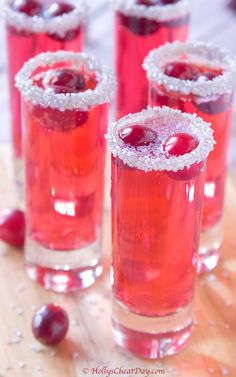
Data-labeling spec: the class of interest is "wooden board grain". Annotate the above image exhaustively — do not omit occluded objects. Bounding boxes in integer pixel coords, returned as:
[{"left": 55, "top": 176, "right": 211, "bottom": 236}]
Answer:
[{"left": 0, "top": 145, "right": 236, "bottom": 377}]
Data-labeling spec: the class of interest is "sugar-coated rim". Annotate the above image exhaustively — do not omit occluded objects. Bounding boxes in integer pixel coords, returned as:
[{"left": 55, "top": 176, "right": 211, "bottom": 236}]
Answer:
[
  {"left": 143, "top": 41, "right": 236, "bottom": 97},
  {"left": 3, "top": 0, "right": 88, "bottom": 37},
  {"left": 15, "top": 50, "right": 116, "bottom": 111},
  {"left": 106, "top": 106, "right": 215, "bottom": 172},
  {"left": 112, "top": 0, "right": 191, "bottom": 21}
]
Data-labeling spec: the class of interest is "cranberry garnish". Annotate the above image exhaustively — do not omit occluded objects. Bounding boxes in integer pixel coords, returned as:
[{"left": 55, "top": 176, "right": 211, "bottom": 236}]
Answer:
[
  {"left": 119, "top": 12, "right": 160, "bottom": 36},
  {"left": 164, "top": 62, "right": 222, "bottom": 82},
  {"left": 163, "top": 133, "right": 202, "bottom": 180},
  {"left": 32, "top": 69, "right": 95, "bottom": 131},
  {"left": 150, "top": 87, "right": 186, "bottom": 112},
  {"left": 163, "top": 133, "right": 199, "bottom": 156},
  {"left": 10, "top": 0, "right": 42, "bottom": 16},
  {"left": 43, "top": 2, "right": 74, "bottom": 18},
  {"left": 0, "top": 209, "right": 25, "bottom": 248},
  {"left": 33, "top": 105, "right": 88, "bottom": 131},
  {"left": 135, "top": 0, "right": 188, "bottom": 28},
  {"left": 48, "top": 69, "right": 86, "bottom": 94},
  {"left": 164, "top": 62, "right": 195, "bottom": 80},
  {"left": 119, "top": 125, "right": 157, "bottom": 147},
  {"left": 32, "top": 304, "right": 69, "bottom": 346}
]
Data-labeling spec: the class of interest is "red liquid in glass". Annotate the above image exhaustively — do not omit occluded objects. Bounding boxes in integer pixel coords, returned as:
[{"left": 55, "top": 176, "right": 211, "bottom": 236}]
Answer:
[
  {"left": 115, "top": 7, "right": 189, "bottom": 119},
  {"left": 23, "top": 68, "right": 108, "bottom": 250},
  {"left": 7, "top": 0, "right": 84, "bottom": 158},
  {"left": 112, "top": 127, "right": 205, "bottom": 317},
  {"left": 149, "top": 62, "right": 233, "bottom": 232}
]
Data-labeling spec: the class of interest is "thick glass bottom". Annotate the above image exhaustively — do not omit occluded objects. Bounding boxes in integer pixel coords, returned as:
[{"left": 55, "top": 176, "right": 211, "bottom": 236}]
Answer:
[
  {"left": 198, "top": 220, "right": 223, "bottom": 274},
  {"left": 112, "top": 299, "right": 193, "bottom": 359},
  {"left": 25, "top": 236, "right": 102, "bottom": 292}
]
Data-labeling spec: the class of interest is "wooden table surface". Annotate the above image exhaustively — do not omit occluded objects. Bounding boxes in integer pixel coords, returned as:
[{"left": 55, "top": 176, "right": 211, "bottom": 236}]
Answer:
[{"left": 0, "top": 145, "right": 236, "bottom": 377}]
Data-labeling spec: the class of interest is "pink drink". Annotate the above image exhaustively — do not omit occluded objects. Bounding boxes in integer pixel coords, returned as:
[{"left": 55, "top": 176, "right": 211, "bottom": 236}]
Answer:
[
  {"left": 144, "top": 42, "right": 236, "bottom": 273},
  {"left": 4, "top": 0, "right": 86, "bottom": 186},
  {"left": 114, "top": 0, "right": 190, "bottom": 120},
  {"left": 107, "top": 107, "right": 215, "bottom": 358},
  {"left": 15, "top": 51, "right": 115, "bottom": 292}
]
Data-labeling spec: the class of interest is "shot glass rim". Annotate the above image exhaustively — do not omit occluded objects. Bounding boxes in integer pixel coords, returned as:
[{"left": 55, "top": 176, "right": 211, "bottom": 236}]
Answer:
[
  {"left": 112, "top": 0, "right": 191, "bottom": 21},
  {"left": 106, "top": 106, "right": 215, "bottom": 172},
  {"left": 3, "top": 0, "right": 88, "bottom": 37},
  {"left": 143, "top": 41, "right": 236, "bottom": 97},
  {"left": 15, "top": 50, "right": 116, "bottom": 111}
]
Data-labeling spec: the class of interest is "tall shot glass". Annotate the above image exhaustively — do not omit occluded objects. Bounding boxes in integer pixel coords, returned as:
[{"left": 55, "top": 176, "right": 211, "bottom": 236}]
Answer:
[
  {"left": 106, "top": 107, "right": 215, "bottom": 358},
  {"left": 3, "top": 0, "right": 87, "bottom": 190},
  {"left": 144, "top": 41, "right": 236, "bottom": 273},
  {"left": 113, "top": 0, "right": 191, "bottom": 120},
  {"left": 15, "top": 51, "right": 115, "bottom": 292}
]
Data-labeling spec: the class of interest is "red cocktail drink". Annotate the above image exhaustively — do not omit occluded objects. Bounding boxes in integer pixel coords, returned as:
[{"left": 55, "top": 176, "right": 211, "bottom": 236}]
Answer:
[
  {"left": 113, "top": 0, "right": 190, "bottom": 120},
  {"left": 16, "top": 51, "right": 115, "bottom": 292},
  {"left": 144, "top": 42, "right": 236, "bottom": 273},
  {"left": 4, "top": 0, "right": 87, "bottom": 188},
  {"left": 107, "top": 107, "right": 214, "bottom": 358}
]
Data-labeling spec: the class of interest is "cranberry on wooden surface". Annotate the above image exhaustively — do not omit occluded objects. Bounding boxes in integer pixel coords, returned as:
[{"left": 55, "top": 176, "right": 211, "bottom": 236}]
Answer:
[
  {"left": 0, "top": 209, "right": 25, "bottom": 248},
  {"left": 32, "top": 304, "right": 69, "bottom": 346}
]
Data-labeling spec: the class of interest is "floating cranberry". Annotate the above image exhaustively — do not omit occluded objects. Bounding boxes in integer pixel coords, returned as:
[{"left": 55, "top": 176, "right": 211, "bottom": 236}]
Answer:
[
  {"left": 163, "top": 133, "right": 202, "bottom": 180},
  {"left": 119, "top": 12, "right": 160, "bottom": 36},
  {"left": 32, "top": 68, "right": 94, "bottom": 131},
  {"left": 163, "top": 133, "right": 199, "bottom": 156},
  {"left": 43, "top": 2, "right": 74, "bottom": 18},
  {"left": 119, "top": 125, "right": 157, "bottom": 147},
  {"left": 33, "top": 105, "right": 88, "bottom": 132},
  {"left": 32, "top": 304, "right": 69, "bottom": 346},
  {"left": 0, "top": 209, "right": 25, "bottom": 248},
  {"left": 163, "top": 62, "right": 230, "bottom": 115},
  {"left": 164, "top": 61, "right": 222, "bottom": 82},
  {"left": 10, "top": 0, "right": 42, "bottom": 16},
  {"left": 48, "top": 69, "right": 86, "bottom": 94},
  {"left": 164, "top": 62, "right": 196, "bottom": 81},
  {"left": 150, "top": 87, "right": 186, "bottom": 112},
  {"left": 75, "top": 110, "right": 88, "bottom": 127}
]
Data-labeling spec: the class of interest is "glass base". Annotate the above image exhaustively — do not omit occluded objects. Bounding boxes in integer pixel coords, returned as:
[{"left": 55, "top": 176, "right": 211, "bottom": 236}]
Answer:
[
  {"left": 112, "top": 299, "right": 193, "bottom": 359},
  {"left": 198, "top": 220, "right": 223, "bottom": 274},
  {"left": 25, "top": 237, "right": 102, "bottom": 293},
  {"left": 26, "top": 263, "right": 103, "bottom": 293}
]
